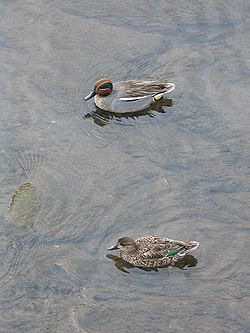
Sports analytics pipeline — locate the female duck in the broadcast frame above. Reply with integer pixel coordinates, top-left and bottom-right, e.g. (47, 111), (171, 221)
(84, 78), (175, 113)
(107, 236), (199, 268)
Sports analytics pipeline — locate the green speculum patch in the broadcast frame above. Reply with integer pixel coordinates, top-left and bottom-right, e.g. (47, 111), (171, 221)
(165, 249), (179, 258)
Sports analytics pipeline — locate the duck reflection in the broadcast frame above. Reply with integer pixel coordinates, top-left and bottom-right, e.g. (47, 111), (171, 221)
(83, 98), (173, 127)
(106, 253), (198, 274)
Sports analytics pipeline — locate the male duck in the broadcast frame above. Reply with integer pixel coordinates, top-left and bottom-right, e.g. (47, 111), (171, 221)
(107, 236), (199, 268)
(84, 78), (175, 113)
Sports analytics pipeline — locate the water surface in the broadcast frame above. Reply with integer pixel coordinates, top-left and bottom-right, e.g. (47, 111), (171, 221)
(0, 1), (249, 332)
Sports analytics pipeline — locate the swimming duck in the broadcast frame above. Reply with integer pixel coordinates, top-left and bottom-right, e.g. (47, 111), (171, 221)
(107, 236), (199, 268)
(84, 78), (175, 113)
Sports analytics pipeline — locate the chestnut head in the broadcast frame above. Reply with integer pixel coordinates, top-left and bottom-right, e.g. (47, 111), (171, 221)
(84, 78), (113, 101)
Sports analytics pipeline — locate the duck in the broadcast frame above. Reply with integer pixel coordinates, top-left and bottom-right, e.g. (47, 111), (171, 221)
(84, 78), (175, 113)
(107, 236), (199, 268)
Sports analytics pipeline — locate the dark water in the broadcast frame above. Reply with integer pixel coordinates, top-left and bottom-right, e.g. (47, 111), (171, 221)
(0, 1), (249, 332)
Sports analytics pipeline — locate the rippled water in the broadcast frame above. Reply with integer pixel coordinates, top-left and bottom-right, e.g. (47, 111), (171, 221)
(0, 1), (249, 332)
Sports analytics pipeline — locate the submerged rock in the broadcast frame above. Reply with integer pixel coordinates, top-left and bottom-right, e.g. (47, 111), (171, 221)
(6, 183), (40, 226)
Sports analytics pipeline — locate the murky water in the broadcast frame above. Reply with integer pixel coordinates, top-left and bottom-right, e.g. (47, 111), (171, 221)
(0, 1), (249, 332)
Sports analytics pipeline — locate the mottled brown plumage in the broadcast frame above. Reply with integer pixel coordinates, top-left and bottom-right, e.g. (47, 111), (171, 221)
(108, 236), (199, 268)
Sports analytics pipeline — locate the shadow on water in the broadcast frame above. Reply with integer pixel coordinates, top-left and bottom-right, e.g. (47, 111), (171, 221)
(106, 254), (198, 274)
(82, 98), (173, 127)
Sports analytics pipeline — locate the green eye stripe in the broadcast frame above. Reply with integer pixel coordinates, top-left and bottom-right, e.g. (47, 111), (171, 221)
(99, 82), (113, 90)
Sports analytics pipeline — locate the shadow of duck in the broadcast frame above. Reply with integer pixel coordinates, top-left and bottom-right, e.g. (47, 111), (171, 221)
(83, 98), (173, 127)
(106, 254), (198, 274)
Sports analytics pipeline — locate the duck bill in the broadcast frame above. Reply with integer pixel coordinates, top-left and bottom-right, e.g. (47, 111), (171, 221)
(84, 91), (96, 101)
(107, 245), (118, 251)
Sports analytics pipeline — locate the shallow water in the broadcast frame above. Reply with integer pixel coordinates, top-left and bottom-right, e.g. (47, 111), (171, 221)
(0, 1), (249, 332)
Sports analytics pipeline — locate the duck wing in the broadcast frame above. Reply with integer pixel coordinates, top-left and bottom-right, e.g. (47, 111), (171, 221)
(120, 81), (172, 98)
(141, 239), (186, 259)
(136, 235), (199, 259)
(106, 81), (174, 113)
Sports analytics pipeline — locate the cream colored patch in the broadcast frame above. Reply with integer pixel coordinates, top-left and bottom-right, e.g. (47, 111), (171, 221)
(154, 93), (163, 101)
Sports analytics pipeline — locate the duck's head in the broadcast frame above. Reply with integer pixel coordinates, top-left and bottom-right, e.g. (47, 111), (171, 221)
(84, 78), (113, 101)
(107, 237), (138, 253)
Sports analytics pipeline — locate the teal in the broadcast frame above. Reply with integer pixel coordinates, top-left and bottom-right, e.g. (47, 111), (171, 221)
(107, 236), (199, 268)
(164, 249), (179, 258)
(84, 78), (175, 113)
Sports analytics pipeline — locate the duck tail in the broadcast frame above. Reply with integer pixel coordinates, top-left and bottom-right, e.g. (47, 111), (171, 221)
(187, 240), (199, 251)
(178, 241), (199, 257)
